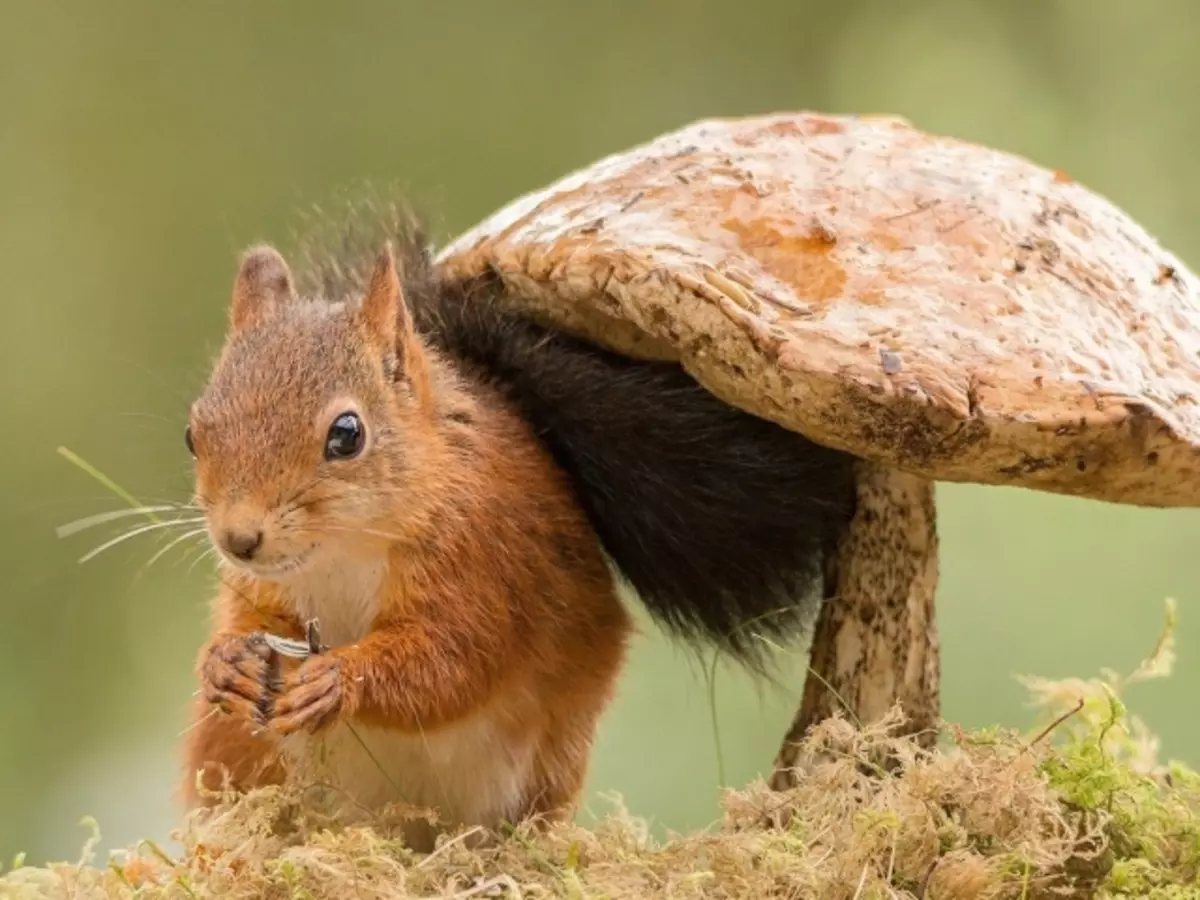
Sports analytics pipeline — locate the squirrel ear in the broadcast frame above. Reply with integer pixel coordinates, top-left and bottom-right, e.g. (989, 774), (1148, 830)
(230, 245), (296, 332)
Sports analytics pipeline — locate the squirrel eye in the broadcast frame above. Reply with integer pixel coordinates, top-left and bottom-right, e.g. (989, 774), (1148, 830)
(184, 426), (196, 457)
(325, 412), (365, 461)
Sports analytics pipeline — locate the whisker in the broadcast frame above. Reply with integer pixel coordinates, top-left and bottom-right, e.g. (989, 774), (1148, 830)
(177, 705), (221, 738)
(77, 517), (207, 564)
(279, 475), (337, 516)
(178, 535), (213, 566)
(56, 505), (196, 538)
(305, 525), (411, 543)
(279, 472), (445, 516)
(15, 494), (192, 518)
(143, 527), (210, 571)
(187, 545), (219, 577)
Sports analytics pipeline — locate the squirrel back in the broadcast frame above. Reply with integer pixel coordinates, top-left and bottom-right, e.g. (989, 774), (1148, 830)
(295, 208), (858, 664)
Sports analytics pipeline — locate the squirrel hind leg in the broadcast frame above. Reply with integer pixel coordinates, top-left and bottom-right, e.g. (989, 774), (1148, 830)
(522, 771), (586, 827)
(179, 697), (286, 809)
(514, 714), (601, 834)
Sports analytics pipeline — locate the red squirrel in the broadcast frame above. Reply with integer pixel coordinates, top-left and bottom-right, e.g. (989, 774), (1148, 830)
(181, 211), (857, 848)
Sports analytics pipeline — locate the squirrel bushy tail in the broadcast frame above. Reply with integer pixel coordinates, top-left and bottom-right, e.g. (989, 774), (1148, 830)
(293, 204), (858, 666)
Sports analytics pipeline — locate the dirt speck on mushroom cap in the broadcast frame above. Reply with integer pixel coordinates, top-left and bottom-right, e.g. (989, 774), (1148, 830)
(439, 112), (1200, 508)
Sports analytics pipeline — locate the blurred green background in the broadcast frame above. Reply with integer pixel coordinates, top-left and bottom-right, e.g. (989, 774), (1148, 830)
(3, 0), (1199, 866)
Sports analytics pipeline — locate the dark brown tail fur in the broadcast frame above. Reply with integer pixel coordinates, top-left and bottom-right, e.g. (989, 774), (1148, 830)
(292, 201), (858, 667)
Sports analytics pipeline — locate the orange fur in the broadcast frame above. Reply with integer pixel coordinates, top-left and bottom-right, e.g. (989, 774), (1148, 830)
(180, 243), (631, 849)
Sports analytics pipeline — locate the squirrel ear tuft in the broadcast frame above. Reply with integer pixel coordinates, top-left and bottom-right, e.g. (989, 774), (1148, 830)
(360, 242), (431, 402)
(230, 245), (296, 332)
(360, 241), (403, 351)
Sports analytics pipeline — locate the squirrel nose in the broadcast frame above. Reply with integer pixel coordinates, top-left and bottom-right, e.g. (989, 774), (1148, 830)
(223, 529), (264, 561)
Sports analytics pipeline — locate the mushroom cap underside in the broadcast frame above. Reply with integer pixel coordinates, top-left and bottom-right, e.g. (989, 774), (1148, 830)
(437, 112), (1200, 507)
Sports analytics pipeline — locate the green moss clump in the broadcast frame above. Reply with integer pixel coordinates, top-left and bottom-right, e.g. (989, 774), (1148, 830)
(1024, 599), (1200, 897)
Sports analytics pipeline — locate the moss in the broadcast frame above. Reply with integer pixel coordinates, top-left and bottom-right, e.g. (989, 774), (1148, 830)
(1, 711), (1195, 897)
(3, 602), (1196, 899)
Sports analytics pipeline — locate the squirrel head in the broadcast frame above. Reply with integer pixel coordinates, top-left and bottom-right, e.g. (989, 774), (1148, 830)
(187, 242), (436, 580)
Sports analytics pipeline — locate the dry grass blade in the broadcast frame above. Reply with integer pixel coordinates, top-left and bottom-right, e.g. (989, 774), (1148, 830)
(56, 446), (158, 520)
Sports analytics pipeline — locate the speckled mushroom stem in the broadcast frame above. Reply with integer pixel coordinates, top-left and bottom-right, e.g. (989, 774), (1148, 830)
(770, 462), (940, 789)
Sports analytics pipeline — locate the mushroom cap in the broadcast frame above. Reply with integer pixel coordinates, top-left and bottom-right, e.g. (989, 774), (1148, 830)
(437, 112), (1200, 507)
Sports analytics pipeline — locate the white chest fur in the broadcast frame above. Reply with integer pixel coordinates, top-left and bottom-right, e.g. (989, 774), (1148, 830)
(282, 710), (537, 838)
(282, 556), (387, 647)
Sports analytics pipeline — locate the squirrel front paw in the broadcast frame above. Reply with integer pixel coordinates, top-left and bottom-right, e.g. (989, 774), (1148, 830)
(200, 633), (276, 725)
(270, 654), (348, 736)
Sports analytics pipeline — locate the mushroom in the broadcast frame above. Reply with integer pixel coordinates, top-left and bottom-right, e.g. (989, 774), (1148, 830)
(435, 112), (1200, 786)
